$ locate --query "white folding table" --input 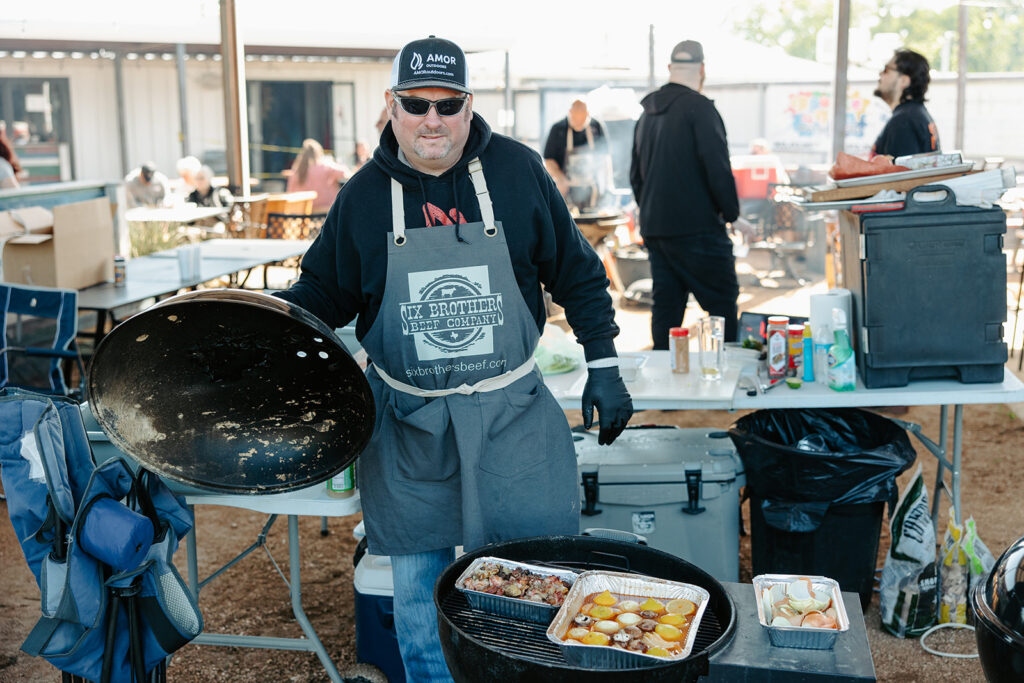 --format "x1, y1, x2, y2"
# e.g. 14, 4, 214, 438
546, 350, 1024, 528
173, 484, 360, 683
